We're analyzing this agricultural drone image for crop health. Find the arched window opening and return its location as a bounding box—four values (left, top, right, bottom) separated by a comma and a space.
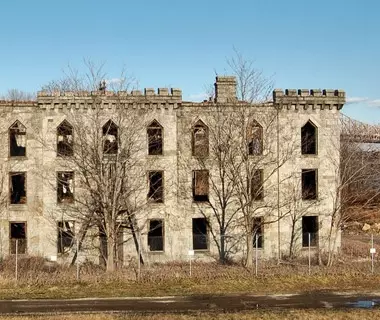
103, 120, 118, 155
9, 121, 26, 157
247, 120, 263, 155
147, 120, 163, 155
57, 120, 73, 156
192, 120, 209, 157
301, 121, 317, 155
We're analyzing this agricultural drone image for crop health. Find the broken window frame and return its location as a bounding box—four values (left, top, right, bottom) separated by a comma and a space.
9, 120, 26, 158
147, 120, 163, 155
9, 222, 27, 254
252, 217, 264, 249
301, 169, 318, 200
148, 219, 164, 252
301, 120, 318, 155
57, 120, 74, 157
102, 120, 119, 155
250, 169, 264, 201
192, 170, 209, 202
9, 172, 27, 205
57, 220, 75, 254
192, 120, 209, 157
302, 216, 318, 247
247, 120, 263, 156
57, 171, 74, 204
192, 218, 209, 250
147, 171, 164, 203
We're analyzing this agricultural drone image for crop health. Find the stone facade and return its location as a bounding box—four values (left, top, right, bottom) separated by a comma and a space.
0, 77, 346, 264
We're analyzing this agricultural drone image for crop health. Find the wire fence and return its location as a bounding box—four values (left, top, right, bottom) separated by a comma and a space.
7, 232, 380, 282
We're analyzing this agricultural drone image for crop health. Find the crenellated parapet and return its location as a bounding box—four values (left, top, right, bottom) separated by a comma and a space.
273, 89, 345, 110
37, 88, 182, 110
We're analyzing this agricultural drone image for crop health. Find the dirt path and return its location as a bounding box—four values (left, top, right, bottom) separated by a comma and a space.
0, 291, 379, 314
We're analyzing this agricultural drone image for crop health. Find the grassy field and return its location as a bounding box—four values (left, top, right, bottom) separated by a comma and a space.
0, 310, 379, 320
0, 231, 377, 300
0, 256, 379, 299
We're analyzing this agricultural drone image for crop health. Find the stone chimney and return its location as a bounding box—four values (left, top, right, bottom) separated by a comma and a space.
214, 76, 237, 103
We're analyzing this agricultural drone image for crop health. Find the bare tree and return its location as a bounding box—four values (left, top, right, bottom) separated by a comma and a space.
41, 58, 137, 93
1, 89, 35, 101
325, 118, 380, 266
226, 48, 274, 103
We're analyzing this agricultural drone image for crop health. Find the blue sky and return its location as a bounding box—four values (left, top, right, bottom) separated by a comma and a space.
0, 0, 379, 123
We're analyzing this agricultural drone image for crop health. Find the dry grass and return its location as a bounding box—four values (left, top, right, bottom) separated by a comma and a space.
0, 231, 379, 300
0, 255, 379, 299
1, 310, 380, 320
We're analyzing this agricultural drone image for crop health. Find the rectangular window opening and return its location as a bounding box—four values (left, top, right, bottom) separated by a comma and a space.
10, 222, 27, 254
192, 218, 208, 250
193, 170, 209, 202
57, 221, 74, 254
301, 169, 317, 200
10, 172, 26, 204
148, 220, 164, 251
250, 170, 263, 201
148, 171, 163, 203
252, 217, 263, 249
302, 216, 318, 247
57, 172, 74, 203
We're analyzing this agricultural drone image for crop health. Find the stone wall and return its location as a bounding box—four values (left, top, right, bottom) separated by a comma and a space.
0, 77, 345, 265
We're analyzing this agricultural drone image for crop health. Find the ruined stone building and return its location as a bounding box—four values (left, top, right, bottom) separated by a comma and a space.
0, 76, 346, 265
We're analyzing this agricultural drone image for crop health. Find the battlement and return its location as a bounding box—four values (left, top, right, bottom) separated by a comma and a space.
37, 88, 182, 99
273, 89, 346, 110
36, 88, 182, 110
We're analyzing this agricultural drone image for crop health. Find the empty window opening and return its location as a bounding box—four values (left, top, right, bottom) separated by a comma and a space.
57, 221, 74, 254
302, 216, 318, 247
147, 120, 163, 155
148, 171, 163, 202
9, 121, 26, 157
103, 120, 118, 154
247, 121, 263, 155
192, 218, 208, 250
252, 217, 263, 249
192, 120, 209, 157
57, 172, 74, 203
301, 121, 317, 155
10, 172, 26, 204
148, 220, 164, 251
57, 120, 73, 156
250, 170, 264, 201
10, 222, 27, 254
302, 169, 317, 200
193, 170, 209, 202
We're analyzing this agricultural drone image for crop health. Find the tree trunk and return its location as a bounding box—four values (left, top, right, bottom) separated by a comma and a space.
106, 234, 115, 272
127, 214, 144, 265
220, 229, 226, 264
245, 232, 253, 268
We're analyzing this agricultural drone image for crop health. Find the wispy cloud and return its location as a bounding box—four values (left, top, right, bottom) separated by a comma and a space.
105, 78, 124, 85
187, 92, 209, 101
346, 96, 380, 108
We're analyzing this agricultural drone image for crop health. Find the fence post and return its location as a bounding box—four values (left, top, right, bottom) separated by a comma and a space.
308, 233, 311, 276
255, 234, 258, 277
15, 239, 18, 282
138, 232, 141, 281
371, 234, 374, 274
76, 237, 80, 281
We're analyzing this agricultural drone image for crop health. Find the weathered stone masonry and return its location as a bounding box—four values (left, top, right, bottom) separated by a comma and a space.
0, 76, 346, 264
